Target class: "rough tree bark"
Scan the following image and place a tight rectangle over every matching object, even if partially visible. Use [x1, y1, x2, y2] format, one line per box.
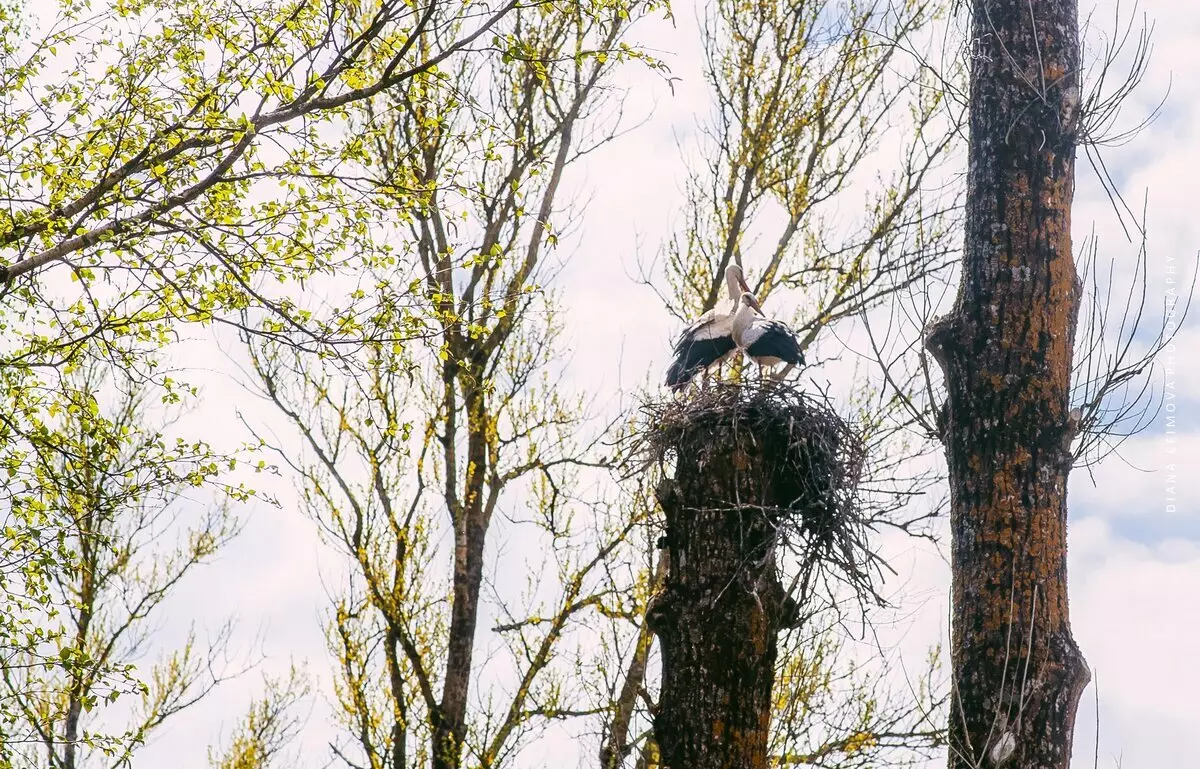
[647, 427, 795, 769]
[925, 1, 1090, 767]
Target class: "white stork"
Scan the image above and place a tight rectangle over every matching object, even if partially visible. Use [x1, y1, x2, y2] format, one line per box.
[665, 264, 755, 392]
[731, 292, 805, 381]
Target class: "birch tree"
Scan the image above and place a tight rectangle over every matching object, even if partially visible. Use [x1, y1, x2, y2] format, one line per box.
[244, 0, 658, 766]
[0, 0, 581, 757]
[0, 359, 262, 769]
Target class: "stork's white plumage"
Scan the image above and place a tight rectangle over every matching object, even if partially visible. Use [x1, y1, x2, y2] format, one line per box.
[665, 265, 754, 391]
[731, 292, 804, 380]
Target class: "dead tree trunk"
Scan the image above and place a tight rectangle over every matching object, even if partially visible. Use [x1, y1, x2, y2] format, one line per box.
[647, 423, 792, 769]
[926, 1, 1090, 767]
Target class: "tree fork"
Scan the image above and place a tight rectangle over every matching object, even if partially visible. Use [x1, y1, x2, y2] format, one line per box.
[647, 436, 797, 769]
[926, 0, 1090, 766]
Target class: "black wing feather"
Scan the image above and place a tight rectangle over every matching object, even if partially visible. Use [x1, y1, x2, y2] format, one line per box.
[666, 334, 736, 391]
[746, 321, 804, 365]
[671, 312, 718, 354]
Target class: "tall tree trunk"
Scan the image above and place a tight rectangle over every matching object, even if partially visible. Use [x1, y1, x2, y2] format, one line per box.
[600, 553, 662, 769]
[926, 1, 1090, 766]
[647, 426, 794, 769]
[434, 519, 486, 769]
[433, 369, 491, 769]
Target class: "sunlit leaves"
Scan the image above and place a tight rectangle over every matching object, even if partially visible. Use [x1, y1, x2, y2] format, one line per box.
[0, 0, 537, 370]
[0, 358, 257, 767]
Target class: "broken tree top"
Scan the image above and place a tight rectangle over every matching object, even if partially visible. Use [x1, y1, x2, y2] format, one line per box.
[638, 380, 877, 605]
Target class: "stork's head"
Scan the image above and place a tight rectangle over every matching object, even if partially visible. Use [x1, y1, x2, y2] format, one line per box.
[738, 291, 763, 313]
[724, 263, 752, 298]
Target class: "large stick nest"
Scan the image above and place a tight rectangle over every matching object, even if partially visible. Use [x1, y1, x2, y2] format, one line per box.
[633, 380, 876, 604]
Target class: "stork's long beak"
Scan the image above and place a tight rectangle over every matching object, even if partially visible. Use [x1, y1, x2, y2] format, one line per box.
[736, 274, 763, 313]
[745, 289, 764, 314]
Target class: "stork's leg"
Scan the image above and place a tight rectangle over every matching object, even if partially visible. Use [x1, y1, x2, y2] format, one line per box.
[721, 352, 738, 383]
[715, 352, 734, 383]
[773, 363, 796, 383]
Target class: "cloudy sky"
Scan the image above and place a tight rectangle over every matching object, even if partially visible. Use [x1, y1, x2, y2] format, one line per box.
[96, 0, 1199, 767]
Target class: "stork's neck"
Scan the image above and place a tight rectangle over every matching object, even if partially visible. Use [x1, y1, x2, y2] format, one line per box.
[731, 302, 756, 345]
[724, 266, 743, 303]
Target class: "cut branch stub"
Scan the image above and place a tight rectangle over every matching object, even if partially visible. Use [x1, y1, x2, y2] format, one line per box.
[642, 383, 864, 769]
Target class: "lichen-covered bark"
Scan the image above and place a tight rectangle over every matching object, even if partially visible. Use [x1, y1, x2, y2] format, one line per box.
[925, 1, 1089, 767]
[647, 440, 792, 769]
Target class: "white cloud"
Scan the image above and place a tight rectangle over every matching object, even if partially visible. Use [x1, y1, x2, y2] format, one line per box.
[1070, 518, 1200, 767]
[1070, 431, 1196, 524]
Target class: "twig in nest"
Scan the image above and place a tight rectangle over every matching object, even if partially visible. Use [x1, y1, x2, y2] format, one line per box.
[629, 380, 880, 607]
